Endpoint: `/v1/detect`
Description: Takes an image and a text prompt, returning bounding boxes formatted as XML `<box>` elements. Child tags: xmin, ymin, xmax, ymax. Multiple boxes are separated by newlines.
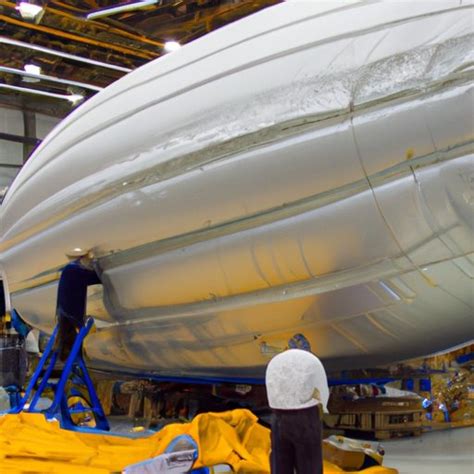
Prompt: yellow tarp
<box><xmin>0</xmin><ymin>409</ymin><xmax>397</xmax><ymax>473</ymax></box>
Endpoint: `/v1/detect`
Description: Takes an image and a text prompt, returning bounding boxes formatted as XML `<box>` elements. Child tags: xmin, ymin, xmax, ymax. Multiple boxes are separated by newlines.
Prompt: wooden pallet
<box><xmin>326</xmin><ymin>397</ymin><xmax>423</xmax><ymax>439</ymax></box>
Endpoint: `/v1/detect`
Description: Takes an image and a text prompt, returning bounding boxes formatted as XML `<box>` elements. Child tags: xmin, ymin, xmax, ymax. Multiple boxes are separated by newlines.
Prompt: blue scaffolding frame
<box><xmin>11</xmin><ymin>316</ymin><xmax>109</xmax><ymax>432</ymax></box>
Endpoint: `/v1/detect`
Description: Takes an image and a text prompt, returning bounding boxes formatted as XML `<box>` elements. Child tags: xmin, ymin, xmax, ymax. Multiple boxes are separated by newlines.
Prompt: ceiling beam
<box><xmin>0</xmin><ymin>36</ymin><xmax>132</xmax><ymax>73</ymax></box>
<box><xmin>86</xmin><ymin>0</ymin><xmax>160</xmax><ymax>21</ymax></box>
<box><xmin>0</xmin><ymin>1</ymin><xmax>165</xmax><ymax>50</ymax></box>
<box><xmin>0</xmin><ymin>14</ymin><xmax>157</xmax><ymax>60</ymax></box>
<box><xmin>0</xmin><ymin>83</ymin><xmax>84</xmax><ymax>103</ymax></box>
<box><xmin>0</xmin><ymin>65</ymin><xmax>103</xmax><ymax>91</ymax></box>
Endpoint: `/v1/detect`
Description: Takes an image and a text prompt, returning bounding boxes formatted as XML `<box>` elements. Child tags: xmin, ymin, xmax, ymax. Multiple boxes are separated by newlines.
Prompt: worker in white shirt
<box><xmin>265</xmin><ymin>348</ymin><xmax>329</xmax><ymax>474</ymax></box>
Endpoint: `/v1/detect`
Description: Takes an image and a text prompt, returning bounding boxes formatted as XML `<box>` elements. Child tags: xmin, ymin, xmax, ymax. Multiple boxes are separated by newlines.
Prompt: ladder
<box><xmin>10</xmin><ymin>314</ymin><xmax>109</xmax><ymax>432</ymax></box>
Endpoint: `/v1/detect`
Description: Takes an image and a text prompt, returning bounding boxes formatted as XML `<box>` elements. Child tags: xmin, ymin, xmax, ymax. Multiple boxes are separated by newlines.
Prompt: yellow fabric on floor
<box><xmin>0</xmin><ymin>409</ymin><xmax>398</xmax><ymax>473</ymax></box>
<box><xmin>0</xmin><ymin>409</ymin><xmax>269</xmax><ymax>473</ymax></box>
<box><xmin>323</xmin><ymin>463</ymin><xmax>398</xmax><ymax>474</ymax></box>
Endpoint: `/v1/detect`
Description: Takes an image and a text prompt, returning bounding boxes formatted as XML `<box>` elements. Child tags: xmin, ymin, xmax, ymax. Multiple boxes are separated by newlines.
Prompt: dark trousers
<box><xmin>270</xmin><ymin>405</ymin><xmax>323</xmax><ymax>474</ymax></box>
<box><xmin>56</xmin><ymin>313</ymin><xmax>80</xmax><ymax>361</ymax></box>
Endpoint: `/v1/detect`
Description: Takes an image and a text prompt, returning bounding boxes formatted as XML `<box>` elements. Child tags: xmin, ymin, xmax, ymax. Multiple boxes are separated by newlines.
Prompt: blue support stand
<box><xmin>11</xmin><ymin>317</ymin><xmax>109</xmax><ymax>432</ymax></box>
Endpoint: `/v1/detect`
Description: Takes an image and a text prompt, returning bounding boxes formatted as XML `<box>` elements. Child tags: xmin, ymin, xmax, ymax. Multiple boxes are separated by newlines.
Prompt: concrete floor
<box><xmin>383</xmin><ymin>427</ymin><xmax>473</xmax><ymax>474</ymax></box>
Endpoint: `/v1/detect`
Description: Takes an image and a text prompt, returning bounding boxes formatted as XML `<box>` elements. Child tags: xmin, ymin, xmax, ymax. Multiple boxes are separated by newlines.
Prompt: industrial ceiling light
<box><xmin>86</xmin><ymin>0</ymin><xmax>160</xmax><ymax>21</ymax></box>
<box><xmin>0</xmin><ymin>65</ymin><xmax>102</xmax><ymax>91</ymax></box>
<box><xmin>23</xmin><ymin>63</ymin><xmax>41</xmax><ymax>83</ymax></box>
<box><xmin>66</xmin><ymin>94</ymin><xmax>85</xmax><ymax>105</ymax></box>
<box><xmin>164</xmin><ymin>41</ymin><xmax>181</xmax><ymax>53</ymax></box>
<box><xmin>24</xmin><ymin>63</ymin><xmax>41</xmax><ymax>75</ymax></box>
<box><xmin>15</xmin><ymin>1</ymin><xmax>45</xmax><ymax>23</ymax></box>
<box><xmin>0</xmin><ymin>83</ymin><xmax>85</xmax><ymax>104</ymax></box>
<box><xmin>0</xmin><ymin>37</ymin><xmax>132</xmax><ymax>73</ymax></box>
<box><xmin>65</xmin><ymin>86</ymin><xmax>85</xmax><ymax>104</ymax></box>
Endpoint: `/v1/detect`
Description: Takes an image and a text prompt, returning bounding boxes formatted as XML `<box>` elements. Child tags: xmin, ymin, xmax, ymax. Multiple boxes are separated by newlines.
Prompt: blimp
<box><xmin>0</xmin><ymin>0</ymin><xmax>472</xmax><ymax>383</ymax></box>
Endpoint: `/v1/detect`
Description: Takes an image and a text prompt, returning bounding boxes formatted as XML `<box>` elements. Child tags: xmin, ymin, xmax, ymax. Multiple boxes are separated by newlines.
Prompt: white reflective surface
<box><xmin>384</xmin><ymin>427</ymin><xmax>474</xmax><ymax>474</ymax></box>
<box><xmin>0</xmin><ymin>0</ymin><xmax>472</xmax><ymax>378</ymax></box>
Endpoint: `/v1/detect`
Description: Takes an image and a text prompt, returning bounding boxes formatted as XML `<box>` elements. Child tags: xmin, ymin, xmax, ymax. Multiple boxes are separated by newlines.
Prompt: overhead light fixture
<box><xmin>64</xmin><ymin>86</ymin><xmax>84</xmax><ymax>104</ymax></box>
<box><xmin>15</xmin><ymin>1</ymin><xmax>45</xmax><ymax>23</ymax></box>
<box><xmin>23</xmin><ymin>63</ymin><xmax>41</xmax><ymax>83</ymax></box>
<box><xmin>0</xmin><ymin>65</ymin><xmax>102</xmax><ymax>91</ymax></box>
<box><xmin>86</xmin><ymin>0</ymin><xmax>160</xmax><ymax>21</ymax></box>
<box><xmin>0</xmin><ymin>36</ymin><xmax>132</xmax><ymax>73</ymax></box>
<box><xmin>67</xmin><ymin>93</ymin><xmax>84</xmax><ymax>105</ymax></box>
<box><xmin>378</xmin><ymin>281</ymin><xmax>401</xmax><ymax>301</ymax></box>
<box><xmin>24</xmin><ymin>63</ymin><xmax>41</xmax><ymax>75</ymax></box>
<box><xmin>0</xmin><ymin>83</ymin><xmax>85</xmax><ymax>105</ymax></box>
<box><xmin>164</xmin><ymin>41</ymin><xmax>181</xmax><ymax>53</ymax></box>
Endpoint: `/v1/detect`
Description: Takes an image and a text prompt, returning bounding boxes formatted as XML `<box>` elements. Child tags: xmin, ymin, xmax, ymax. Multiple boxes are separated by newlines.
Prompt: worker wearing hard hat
<box><xmin>54</xmin><ymin>251</ymin><xmax>101</xmax><ymax>361</ymax></box>
<box><xmin>265</xmin><ymin>348</ymin><xmax>329</xmax><ymax>474</ymax></box>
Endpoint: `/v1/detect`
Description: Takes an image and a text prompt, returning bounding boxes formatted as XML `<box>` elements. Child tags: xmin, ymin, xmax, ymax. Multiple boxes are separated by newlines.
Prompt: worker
<box><xmin>265</xmin><ymin>348</ymin><xmax>329</xmax><ymax>474</ymax></box>
<box><xmin>422</xmin><ymin>398</ymin><xmax>433</xmax><ymax>421</ymax></box>
<box><xmin>54</xmin><ymin>253</ymin><xmax>101</xmax><ymax>361</ymax></box>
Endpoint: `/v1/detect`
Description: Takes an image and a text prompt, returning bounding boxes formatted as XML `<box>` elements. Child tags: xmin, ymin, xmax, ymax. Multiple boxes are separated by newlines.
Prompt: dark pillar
<box><xmin>22</xmin><ymin>110</ymin><xmax>37</xmax><ymax>162</ymax></box>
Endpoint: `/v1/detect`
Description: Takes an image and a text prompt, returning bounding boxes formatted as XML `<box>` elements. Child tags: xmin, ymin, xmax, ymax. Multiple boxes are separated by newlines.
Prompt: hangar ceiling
<box><xmin>0</xmin><ymin>0</ymin><xmax>280</xmax><ymax>117</ymax></box>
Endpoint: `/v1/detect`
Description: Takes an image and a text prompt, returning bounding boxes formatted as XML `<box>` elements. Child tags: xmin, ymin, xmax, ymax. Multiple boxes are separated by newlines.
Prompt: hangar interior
<box><xmin>0</xmin><ymin>1</ymin><xmax>473</xmax><ymax>473</ymax></box>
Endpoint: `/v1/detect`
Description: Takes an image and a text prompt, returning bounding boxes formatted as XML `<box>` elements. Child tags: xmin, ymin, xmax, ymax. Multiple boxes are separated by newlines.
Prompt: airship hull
<box><xmin>1</xmin><ymin>0</ymin><xmax>473</xmax><ymax>379</ymax></box>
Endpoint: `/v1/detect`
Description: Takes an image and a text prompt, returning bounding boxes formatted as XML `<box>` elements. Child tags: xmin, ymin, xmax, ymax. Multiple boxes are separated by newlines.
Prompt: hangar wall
<box><xmin>0</xmin><ymin>106</ymin><xmax>60</xmax><ymax>198</ymax></box>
